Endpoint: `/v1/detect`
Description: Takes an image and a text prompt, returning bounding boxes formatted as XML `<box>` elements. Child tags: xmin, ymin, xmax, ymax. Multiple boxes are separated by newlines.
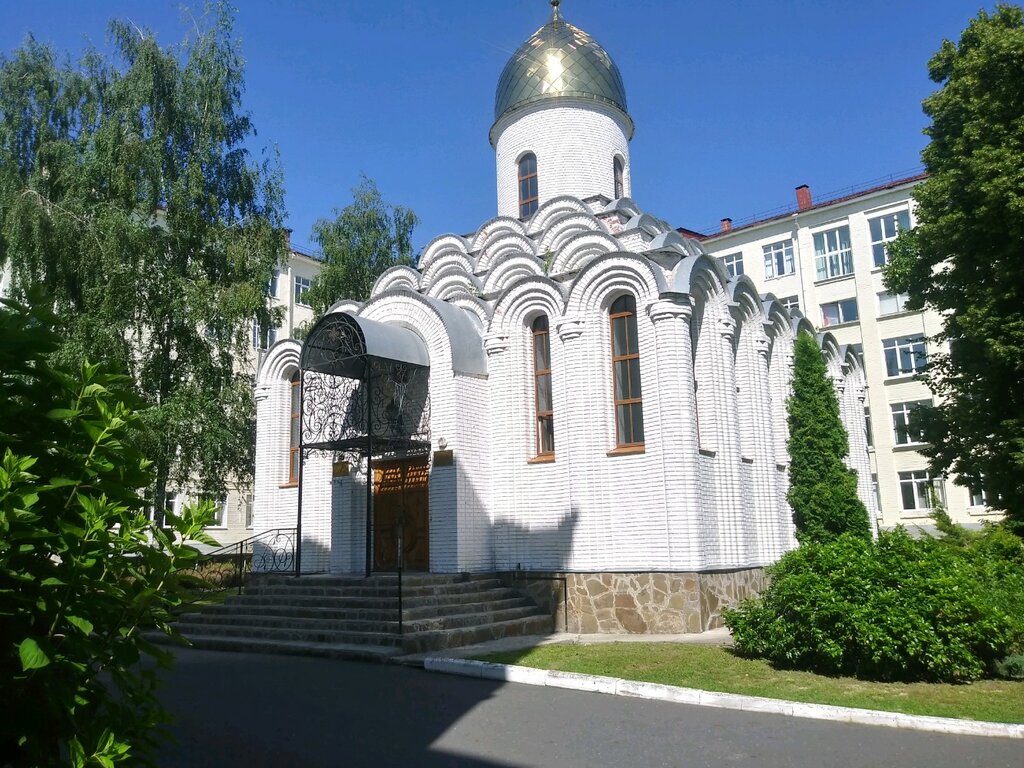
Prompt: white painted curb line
<box><xmin>423</xmin><ymin>657</ymin><xmax>1024</xmax><ymax>740</ymax></box>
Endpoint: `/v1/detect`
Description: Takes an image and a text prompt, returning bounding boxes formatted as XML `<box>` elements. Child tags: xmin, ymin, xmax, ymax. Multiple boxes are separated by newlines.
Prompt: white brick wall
<box><xmin>252</xmin><ymin>194</ymin><xmax>873</xmax><ymax>575</ymax></box>
<box><xmin>494</xmin><ymin>101</ymin><xmax>631</xmax><ymax>219</ymax></box>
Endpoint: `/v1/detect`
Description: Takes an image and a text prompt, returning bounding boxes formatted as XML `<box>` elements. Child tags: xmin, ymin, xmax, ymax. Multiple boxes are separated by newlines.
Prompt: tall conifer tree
<box><xmin>787</xmin><ymin>332</ymin><xmax>871</xmax><ymax>543</ymax></box>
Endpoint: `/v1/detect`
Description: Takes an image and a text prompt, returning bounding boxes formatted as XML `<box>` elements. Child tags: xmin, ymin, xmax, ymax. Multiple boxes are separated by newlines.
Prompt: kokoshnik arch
<box><xmin>252</xmin><ymin>2</ymin><xmax>876</xmax><ymax>633</ymax></box>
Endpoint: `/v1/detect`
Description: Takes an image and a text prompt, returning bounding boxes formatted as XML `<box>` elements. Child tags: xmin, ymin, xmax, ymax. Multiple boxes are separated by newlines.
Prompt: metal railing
<box><xmin>181</xmin><ymin>527</ymin><xmax>297</xmax><ymax>596</ymax></box>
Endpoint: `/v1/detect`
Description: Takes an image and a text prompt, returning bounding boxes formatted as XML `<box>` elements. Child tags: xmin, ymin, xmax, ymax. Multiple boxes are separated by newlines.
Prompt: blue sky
<box><xmin>0</xmin><ymin>1</ymin><xmax>993</xmax><ymax>252</ymax></box>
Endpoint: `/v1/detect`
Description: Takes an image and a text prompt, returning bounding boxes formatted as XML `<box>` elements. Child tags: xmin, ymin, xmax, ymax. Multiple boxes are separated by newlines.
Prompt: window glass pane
<box><xmin>614</xmin><ymin>359</ymin><xmax>629</xmax><ymax>399</ymax></box>
<box><xmin>628</xmin><ymin>358</ymin><xmax>641</xmax><ymax>399</ymax></box>
<box><xmin>625</xmin><ymin>313</ymin><xmax>638</xmax><ymax>355</ymax></box>
<box><xmin>841</xmin><ymin>299</ymin><xmax>858</xmax><ymax>322</ymax></box>
<box><xmin>878</xmin><ymin>292</ymin><xmax>898</xmax><ymax>314</ymax></box>
<box><xmin>901</xmin><ymin>479</ymin><xmax>916</xmax><ymax>510</ymax></box>
<box><xmin>616</xmin><ymin>404</ymin><xmax>631</xmax><ymax>444</ymax></box>
<box><xmin>869</xmin><ymin>217</ymin><xmax>882</xmax><ymax>242</ymax></box>
<box><xmin>536</xmin><ymin>373</ymin><xmax>552</xmax><ymax>412</ymax></box>
<box><xmin>884</xmin><ymin>345</ymin><xmax>899</xmax><ymax>377</ymax></box>
<box><xmin>612</xmin><ymin>316</ymin><xmax>627</xmax><ymax>356</ymax></box>
<box><xmin>630</xmin><ymin>403</ymin><xmax>644</xmax><ymax>443</ymax></box>
<box><xmin>897</xmin><ymin>209</ymin><xmax>911</xmax><ymax>231</ymax></box>
<box><xmin>539</xmin><ymin>416</ymin><xmax>554</xmax><ymax>453</ymax></box>
<box><xmin>822</xmin><ymin>304</ymin><xmax>840</xmax><ymax>326</ymax></box>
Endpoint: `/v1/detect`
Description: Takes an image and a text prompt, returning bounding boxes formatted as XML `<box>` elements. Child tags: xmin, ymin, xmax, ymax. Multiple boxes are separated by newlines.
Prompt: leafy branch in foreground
<box><xmin>0</xmin><ymin>296</ymin><xmax>216</xmax><ymax>767</ymax></box>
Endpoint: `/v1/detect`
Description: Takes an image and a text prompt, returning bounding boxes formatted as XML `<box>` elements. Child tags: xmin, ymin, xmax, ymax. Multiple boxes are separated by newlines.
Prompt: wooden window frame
<box><xmin>532</xmin><ymin>315</ymin><xmax>554</xmax><ymax>459</ymax></box>
<box><xmin>518</xmin><ymin>153</ymin><xmax>538</xmax><ymax>219</ymax></box>
<box><xmin>609</xmin><ymin>295</ymin><xmax>644</xmax><ymax>450</ymax></box>
<box><xmin>285</xmin><ymin>371</ymin><xmax>300</xmax><ymax>486</ymax></box>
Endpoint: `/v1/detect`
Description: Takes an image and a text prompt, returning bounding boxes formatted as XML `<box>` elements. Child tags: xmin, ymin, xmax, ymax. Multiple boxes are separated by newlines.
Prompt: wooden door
<box><xmin>373</xmin><ymin>457</ymin><xmax>429</xmax><ymax>571</ymax></box>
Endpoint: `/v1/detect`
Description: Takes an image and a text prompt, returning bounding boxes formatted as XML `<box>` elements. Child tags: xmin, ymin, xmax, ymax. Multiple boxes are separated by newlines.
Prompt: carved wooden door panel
<box><xmin>373</xmin><ymin>458</ymin><xmax>429</xmax><ymax>571</ymax></box>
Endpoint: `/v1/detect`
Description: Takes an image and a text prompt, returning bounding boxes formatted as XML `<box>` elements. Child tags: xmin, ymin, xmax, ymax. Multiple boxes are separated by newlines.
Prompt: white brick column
<box><xmin>555</xmin><ymin>316</ymin><xmax>586</xmax><ymax>568</ymax></box>
<box><xmin>484</xmin><ymin>333</ymin><xmax>514</xmax><ymax>568</ymax></box>
<box><xmin>716</xmin><ymin>315</ymin><xmax>749</xmax><ymax>566</ymax></box>
<box><xmin>750</xmin><ymin>336</ymin><xmax>780</xmax><ymax>562</ymax></box>
<box><xmin>647</xmin><ymin>296</ymin><xmax>702</xmax><ymax>569</ymax></box>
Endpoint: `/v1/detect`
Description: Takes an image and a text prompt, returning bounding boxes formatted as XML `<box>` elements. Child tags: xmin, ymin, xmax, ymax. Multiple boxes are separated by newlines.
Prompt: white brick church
<box><xmin>251</xmin><ymin>2</ymin><xmax>876</xmax><ymax>632</ymax></box>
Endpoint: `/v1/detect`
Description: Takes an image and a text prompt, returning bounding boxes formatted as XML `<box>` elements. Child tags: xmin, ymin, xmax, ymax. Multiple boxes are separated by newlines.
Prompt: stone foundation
<box><xmin>501</xmin><ymin>569</ymin><xmax>766</xmax><ymax>634</ymax></box>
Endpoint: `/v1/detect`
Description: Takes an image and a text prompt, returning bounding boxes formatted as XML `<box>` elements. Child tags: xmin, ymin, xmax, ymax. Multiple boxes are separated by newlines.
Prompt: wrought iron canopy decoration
<box><xmin>299</xmin><ymin>312</ymin><xmax>431</xmax><ymax>457</ymax></box>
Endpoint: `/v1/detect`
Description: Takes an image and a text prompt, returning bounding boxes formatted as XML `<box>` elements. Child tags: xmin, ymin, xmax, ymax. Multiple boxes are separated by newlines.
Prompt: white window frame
<box><xmin>294</xmin><ymin>275</ymin><xmax>312</xmax><ymax>307</ymax></box>
<box><xmin>722</xmin><ymin>252</ymin><xmax>744</xmax><ymax>278</ymax></box>
<box><xmin>869</xmin><ymin>208</ymin><xmax>911</xmax><ymax>268</ymax></box>
<box><xmin>269</xmin><ymin>269</ymin><xmax>280</xmax><ymax>298</ymax></box>
<box><xmin>890</xmin><ymin>399</ymin><xmax>930</xmax><ymax>446</ymax></box>
<box><xmin>898</xmin><ymin>470</ymin><xmax>934</xmax><ymax>511</ymax></box>
<box><xmin>779</xmin><ymin>295</ymin><xmax>800</xmax><ymax>313</ymax></box>
<box><xmin>244</xmin><ymin>493</ymin><xmax>254</xmax><ymax>529</ymax></box>
<box><xmin>820</xmin><ymin>297</ymin><xmax>859</xmax><ymax>327</ymax></box>
<box><xmin>813</xmin><ymin>225</ymin><xmax>854</xmax><ymax>281</ymax></box>
<box><xmin>883</xmin><ymin>335</ymin><xmax>927</xmax><ymax>378</ymax></box>
<box><xmin>206</xmin><ymin>498</ymin><xmax>228</xmax><ymax>529</ymax></box>
<box><xmin>762</xmin><ymin>239</ymin><xmax>795</xmax><ymax>279</ymax></box>
<box><xmin>252</xmin><ymin>319</ymin><xmax>278</xmax><ymax>350</ymax></box>
<box><xmin>877</xmin><ymin>291</ymin><xmax>911</xmax><ymax>315</ymax></box>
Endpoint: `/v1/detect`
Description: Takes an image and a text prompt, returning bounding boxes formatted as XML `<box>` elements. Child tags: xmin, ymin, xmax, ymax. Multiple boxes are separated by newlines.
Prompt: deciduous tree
<box><xmin>305</xmin><ymin>175</ymin><xmax>418</xmax><ymax>313</ymax></box>
<box><xmin>0</xmin><ymin>3</ymin><xmax>285</xmax><ymax>519</ymax></box>
<box><xmin>884</xmin><ymin>4</ymin><xmax>1024</xmax><ymax>532</ymax></box>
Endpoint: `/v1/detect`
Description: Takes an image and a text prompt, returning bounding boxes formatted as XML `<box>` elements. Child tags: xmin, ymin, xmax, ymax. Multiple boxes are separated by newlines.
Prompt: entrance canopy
<box><xmin>299</xmin><ymin>312</ymin><xmax>431</xmax><ymax>457</ymax></box>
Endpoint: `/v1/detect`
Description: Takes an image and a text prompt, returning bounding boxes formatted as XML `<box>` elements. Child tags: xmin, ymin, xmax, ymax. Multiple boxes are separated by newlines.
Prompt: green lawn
<box><xmin>474</xmin><ymin>643</ymin><xmax>1024</xmax><ymax>724</ymax></box>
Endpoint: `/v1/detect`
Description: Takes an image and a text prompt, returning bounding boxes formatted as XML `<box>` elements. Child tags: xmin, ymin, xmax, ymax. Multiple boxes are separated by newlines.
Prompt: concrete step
<box><xmin>173</xmin><ymin>621</ymin><xmax>406</xmax><ymax>648</ymax></box>
<box><xmin>178</xmin><ymin>604</ymin><xmax>543</xmax><ymax>635</ymax></box>
<box><xmin>245</xmin><ymin>578</ymin><xmax>504</xmax><ymax>599</ymax></box>
<box><xmin>165</xmin><ymin>633</ymin><xmax>402</xmax><ymax>663</ymax></box>
<box><xmin>195</xmin><ymin>596</ymin><xmax>534</xmax><ymax>623</ymax></box>
<box><xmin>224</xmin><ymin>589</ymin><xmax>524</xmax><ymax>612</ymax></box>
<box><xmin>401</xmin><ymin>615</ymin><xmax>555</xmax><ymax>654</ymax></box>
<box><xmin>251</xmin><ymin>573</ymin><xmax>497</xmax><ymax>589</ymax></box>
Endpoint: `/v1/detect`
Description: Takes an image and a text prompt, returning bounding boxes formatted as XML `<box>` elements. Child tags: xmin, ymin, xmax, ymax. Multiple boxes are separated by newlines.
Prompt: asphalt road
<box><xmin>154</xmin><ymin>648</ymin><xmax>1021</xmax><ymax>768</ymax></box>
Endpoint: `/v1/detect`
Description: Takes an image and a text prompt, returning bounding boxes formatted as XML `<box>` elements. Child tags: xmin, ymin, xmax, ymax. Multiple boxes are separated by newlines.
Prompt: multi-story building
<box><xmin>695</xmin><ymin>176</ymin><xmax>997</xmax><ymax>530</ymax></box>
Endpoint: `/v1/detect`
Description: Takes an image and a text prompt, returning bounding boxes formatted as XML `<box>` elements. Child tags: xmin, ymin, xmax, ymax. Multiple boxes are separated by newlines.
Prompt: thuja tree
<box><xmin>305</xmin><ymin>175</ymin><xmax>418</xmax><ymax>313</ymax></box>
<box><xmin>0</xmin><ymin>297</ymin><xmax>216</xmax><ymax>766</ymax></box>
<box><xmin>884</xmin><ymin>5</ymin><xmax>1024</xmax><ymax>532</ymax></box>
<box><xmin>0</xmin><ymin>3</ymin><xmax>286</xmax><ymax>519</ymax></box>
<box><xmin>787</xmin><ymin>332</ymin><xmax>871</xmax><ymax>543</ymax></box>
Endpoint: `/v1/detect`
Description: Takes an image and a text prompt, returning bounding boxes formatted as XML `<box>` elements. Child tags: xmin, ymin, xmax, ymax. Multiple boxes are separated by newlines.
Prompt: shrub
<box><xmin>724</xmin><ymin>529</ymin><xmax>1024</xmax><ymax>682</ymax></box>
<box><xmin>995</xmin><ymin>655</ymin><xmax>1024</xmax><ymax>680</ymax></box>
<box><xmin>0</xmin><ymin>298</ymin><xmax>217</xmax><ymax>766</ymax></box>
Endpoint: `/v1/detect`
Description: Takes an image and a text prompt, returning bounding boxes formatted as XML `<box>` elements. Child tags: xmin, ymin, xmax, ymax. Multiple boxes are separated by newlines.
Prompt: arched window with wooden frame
<box><xmin>518</xmin><ymin>153</ymin><xmax>539</xmax><ymax>219</ymax></box>
<box><xmin>532</xmin><ymin>315</ymin><xmax>554</xmax><ymax>457</ymax></box>
<box><xmin>288</xmin><ymin>371</ymin><xmax>300</xmax><ymax>484</ymax></box>
<box><xmin>609</xmin><ymin>294</ymin><xmax>644</xmax><ymax>448</ymax></box>
<box><xmin>613</xmin><ymin>156</ymin><xmax>624</xmax><ymax>199</ymax></box>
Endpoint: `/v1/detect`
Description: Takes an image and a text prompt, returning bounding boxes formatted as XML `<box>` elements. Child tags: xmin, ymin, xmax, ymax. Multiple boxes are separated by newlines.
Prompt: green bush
<box><xmin>995</xmin><ymin>655</ymin><xmax>1024</xmax><ymax>680</ymax></box>
<box><xmin>0</xmin><ymin>298</ymin><xmax>217</xmax><ymax>766</ymax></box>
<box><xmin>724</xmin><ymin>528</ymin><xmax>1024</xmax><ymax>683</ymax></box>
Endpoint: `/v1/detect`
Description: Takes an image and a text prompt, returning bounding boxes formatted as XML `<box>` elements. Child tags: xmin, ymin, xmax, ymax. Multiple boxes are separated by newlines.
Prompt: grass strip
<box><xmin>473</xmin><ymin>643</ymin><xmax>1024</xmax><ymax>724</ymax></box>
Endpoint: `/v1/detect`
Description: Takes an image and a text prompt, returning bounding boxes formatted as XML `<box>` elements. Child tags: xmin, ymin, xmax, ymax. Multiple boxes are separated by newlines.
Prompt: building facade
<box><xmin>251</xmin><ymin>3</ymin><xmax>876</xmax><ymax>632</ymax></box>
<box><xmin>697</xmin><ymin>179</ymin><xmax>998</xmax><ymax>531</ymax></box>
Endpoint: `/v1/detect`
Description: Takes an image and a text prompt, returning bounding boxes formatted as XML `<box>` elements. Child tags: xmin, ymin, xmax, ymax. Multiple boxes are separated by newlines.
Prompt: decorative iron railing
<box><xmin>180</xmin><ymin>528</ymin><xmax>297</xmax><ymax>596</ymax></box>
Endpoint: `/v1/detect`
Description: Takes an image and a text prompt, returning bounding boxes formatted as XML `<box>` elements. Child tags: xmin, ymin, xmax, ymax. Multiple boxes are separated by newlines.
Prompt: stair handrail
<box><xmin>181</xmin><ymin>527</ymin><xmax>298</xmax><ymax>597</ymax></box>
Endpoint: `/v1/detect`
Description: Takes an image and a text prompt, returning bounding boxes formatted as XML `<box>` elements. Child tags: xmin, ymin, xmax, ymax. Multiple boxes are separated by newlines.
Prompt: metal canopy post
<box><xmin>364</xmin><ymin>359</ymin><xmax>373</xmax><ymax>579</ymax></box>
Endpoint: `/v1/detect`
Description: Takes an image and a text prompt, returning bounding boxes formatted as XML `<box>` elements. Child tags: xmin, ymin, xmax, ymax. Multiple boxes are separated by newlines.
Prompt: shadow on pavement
<box><xmin>155</xmin><ymin>648</ymin><xmax>516</xmax><ymax>768</ymax></box>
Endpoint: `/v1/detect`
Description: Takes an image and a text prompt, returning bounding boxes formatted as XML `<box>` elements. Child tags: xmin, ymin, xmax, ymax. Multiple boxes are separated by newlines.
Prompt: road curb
<box><xmin>422</xmin><ymin>657</ymin><xmax>1024</xmax><ymax>739</ymax></box>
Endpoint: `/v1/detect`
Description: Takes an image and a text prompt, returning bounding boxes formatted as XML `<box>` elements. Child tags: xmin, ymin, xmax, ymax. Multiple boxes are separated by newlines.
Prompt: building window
<box><xmin>206</xmin><ymin>498</ymin><xmax>227</xmax><ymax>528</ymax></box>
<box><xmin>968</xmin><ymin>485</ymin><xmax>987</xmax><ymax>508</ymax></box>
<box><xmin>244</xmin><ymin>493</ymin><xmax>254</xmax><ymax>529</ymax></box>
<box><xmin>779</xmin><ymin>295</ymin><xmax>800</xmax><ymax>313</ymax></box>
<box><xmin>762</xmin><ymin>239</ymin><xmax>795</xmax><ymax>278</ymax></box>
<box><xmin>252</xmin><ymin>319</ymin><xmax>277</xmax><ymax>350</ymax></box>
<box><xmin>883</xmin><ymin>335</ymin><xmax>927</xmax><ymax>377</ymax></box>
<box><xmin>821</xmin><ymin>298</ymin><xmax>859</xmax><ymax>327</ymax></box>
<box><xmin>869</xmin><ymin>209</ymin><xmax>911</xmax><ymax>268</ymax></box>
<box><xmin>532</xmin><ymin>315</ymin><xmax>554</xmax><ymax>457</ymax></box>
<box><xmin>877</xmin><ymin>291</ymin><xmax>911</xmax><ymax>315</ymax></box>
<box><xmin>269</xmin><ymin>269</ymin><xmax>279</xmax><ymax>298</ymax></box>
<box><xmin>288</xmin><ymin>371</ymin><xmax>300</xmax><ymax>484</ymax></box>
<box><xmin>518</xmin><ymin>153</ymin><xmax>539</xmax><ymax>219</ymax></box>
<box><xmin>722</xmin><ymin>252</ymin><xmax>744</xmax><ymax>278</ymax></box>
<box><xmin>813</xmin><ymin>225</ymin><xmax>853</xmax><ymax>281</ymax></box>
<box><xmin>899</xmin><ymin>470</ymin><xmax>934</xmax><ymax>511</ymax></box>
<box><xmin>613</xmin><ymin>156</ymin><xmax>624</xmax><ymax>199</ymax></box>
<box><xmin>865</xmin><ymin>407</ymin><xmax>873</xmax><ymax>448</ymax></box>
<box><xmin>891</xmin><ymin>400</ymin><xmax>930</xmax><ymax>445</ymax></box>
<box><xmin>610</xmin><ymin>294</ymin><xmax>644</xmax><ymax>447</ymax></box>
<box><xmin>294</xmin><ymin>276</ymin><xmax>311</xmax><ymax>306</ymax></box>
